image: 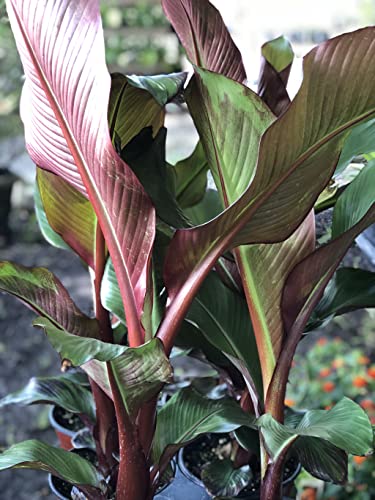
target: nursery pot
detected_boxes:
[48,447,98,500]
[49,406,85,451]
[178,434,301,500]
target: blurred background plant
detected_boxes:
[287,336,375,499]
[0,1,22,138]
[101,0,182,74]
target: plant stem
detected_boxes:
[260,460,283,500]
[95,224,149,499]
[108,365,150,500]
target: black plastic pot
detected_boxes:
[49,406,85,451]
[177,436,301,500]
[48,448,98,499]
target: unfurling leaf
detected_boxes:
[258,35,294,116]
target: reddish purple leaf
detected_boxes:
[0,261,99,338]
[158,28,375,352]
[6,0,155,345]
[162,0,246,83]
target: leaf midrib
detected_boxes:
[9,1,141,339]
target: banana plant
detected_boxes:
[0,0,374,499]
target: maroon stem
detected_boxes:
[95,225,150,500]
[108,365,150,500]
[90,379,118,475]
[260,460,284,500]
[137,397,157,460]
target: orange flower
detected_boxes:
[358,355,370,365]
[332,358,344,369]
[301,487,317,500]
[319,367,331,377]
[371,416,375,425]
[353,456,367,465]
[284,399,295,407]
[367,365,375,379]
[325,405,332,410]
[352,376,368,388]
[317,337,328,346]
[360,399,375,411]
[322,381,335,392]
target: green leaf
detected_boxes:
[187,272,262,396]
[183,188,222,224]
[125,73,187,106]
[293,437,348,484]
[108,72,186,150]
[336,118,375,175]
[153,387,255,473]
[0,261,99,338]
[0,376,95,422]
[332,160,375,237]
[34,317,172,417]
[258,398,373,460]
[34,178,69,251]
[261,35,294,73]
[101,258,126,324]
[0,440,101,488]
[33,317,128,365]
[36,169,96,268]
[201,458,252,497]
[121,127,189,229]
[111,338,172,417]
[170,141,209,209]
[307,267,375,332]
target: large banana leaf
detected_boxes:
[0,261,99,338]
[0,440,101,491]
[0,376,95,422]
[162,0,246,83]
[168,67,315,390]
[158,28,375,355]
[6,0,155,346]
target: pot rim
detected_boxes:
[49,405,79,438]
[177,446,301,496]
